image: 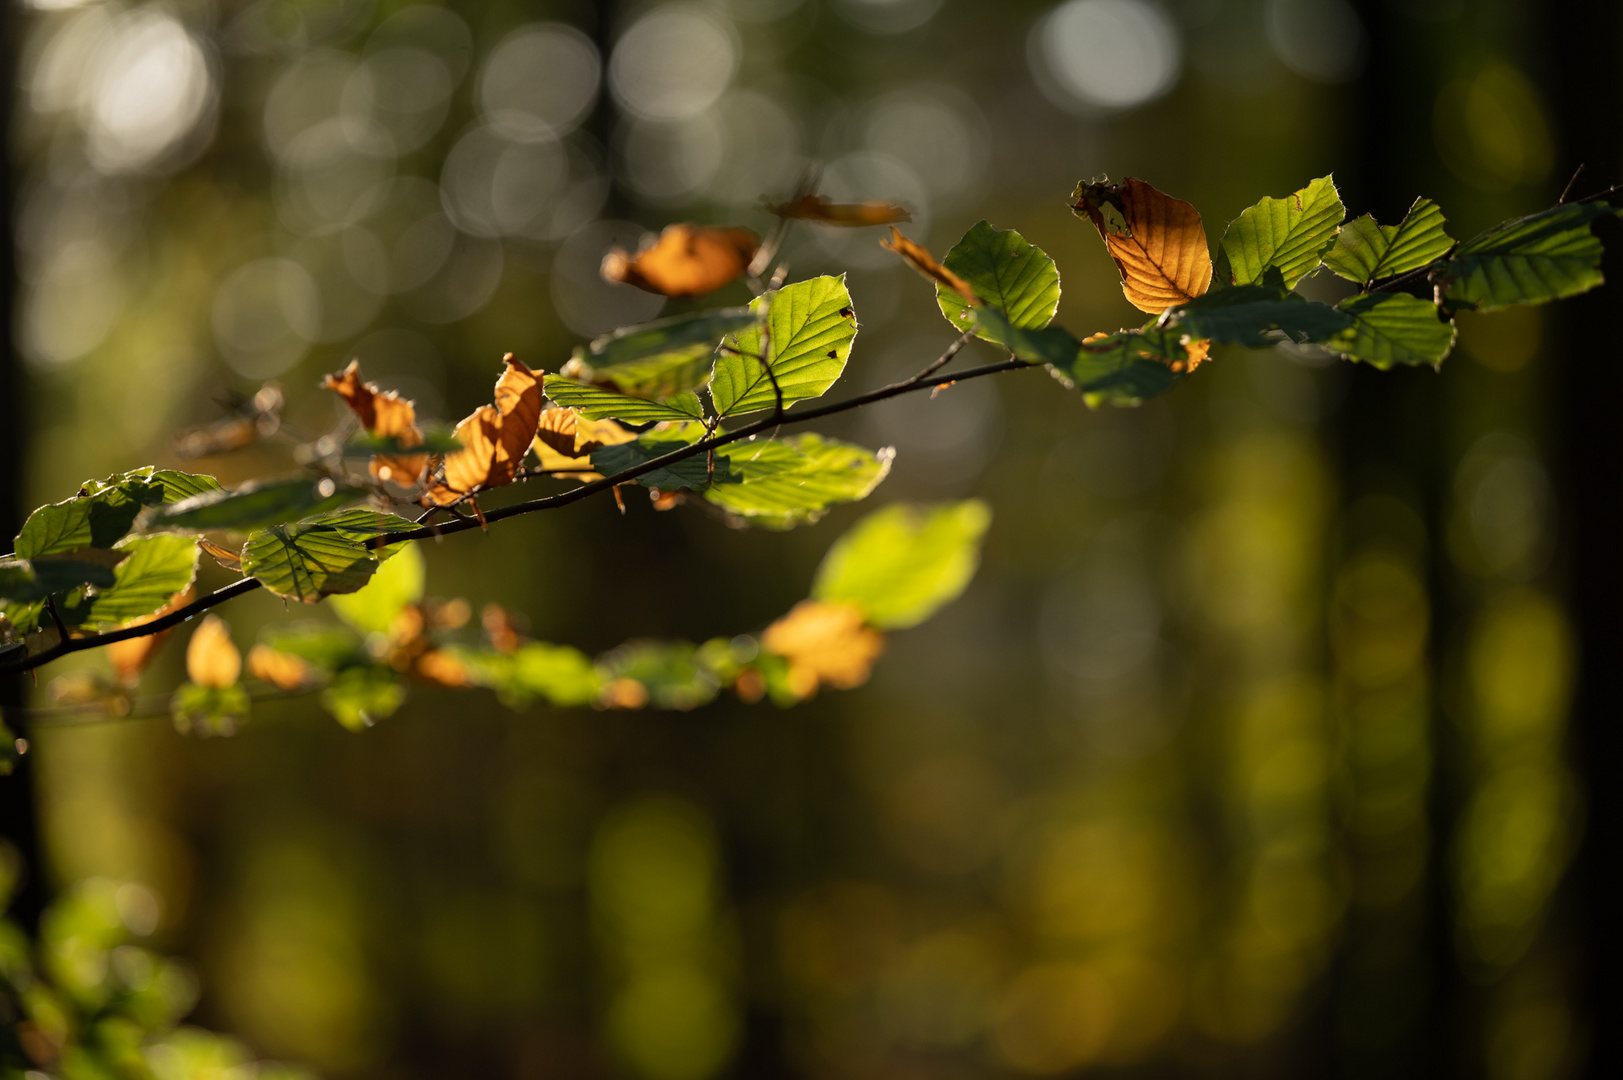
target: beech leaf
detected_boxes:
[1211,175,1345,289]
[1329,292,1457,369]
[601,223,760,297]
[711,276,858,417]
[1071,176,1213,312]
[935,221,1061,337]
[1324,197,1455,286]
[768,193,911,226]
[881,228,979,305]
[423,355,544,506]
[812,500,990,630]
[324,361,429,485]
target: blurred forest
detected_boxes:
[2,0,1620,1077]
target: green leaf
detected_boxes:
[969,307,1082,366]
[705,433,893,528]
[171,682,251,737]
[1,599,45,637]
[1323,198,1455,285]
[151,476,366,532]
[0,555,120,603]
[597,640,718,710]
[462,642,601,708]
[812,500,991,630]
[1171,284,1352,347]
[328,541,425,635]
[589,422,716,491]
[1328,291,1457,369]
[1439,202,1622,310]
[241,511,417,602]
[543,376,705,423]
[1052,328,1183,407]
[935,221,1061,337]
[1212,175,1345,289]
[60,534,199,629]
[711,276,858,416]
[567,308,758,398]
[15,469,223,560]
[320,666,405,731]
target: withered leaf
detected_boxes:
[172,385,283,460]
[186,615,241,689]
[324,361,428,486]
[246,644,312,690]
[769,194,911,227]
[531,408,636,482]
[761,599,886,699]
[1071,177,1213,313]
[198,539,242,573]
[880,228,980,306]
[601,223,760,297]
[423,355,544,507]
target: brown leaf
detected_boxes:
[413,649,473,688]
[186,615,241,689]
[106,587,193,687]
[198,539,242,573]
[172,385,283,459]
[1083,330,1211,374]
[531,408,636,483]
[324,361,429,485]
[880,227,980,306]
[769,194,911,227]
[481,603,525,654]
[601,223,760,297]
[423,355,544,507]
[246,644,312,690]
[1071,177,1212,313]
[762,600,886,698]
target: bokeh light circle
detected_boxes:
[1030,0,1182,114]
[479,23,601,140]
[608,5,740,121]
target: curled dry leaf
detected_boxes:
[324,361,429,485]
[762,599,886,699]
[881,227,980,306]
[246,644,312,690]
[423,355,544,507]
[106,587,194,687]
[198,539,242,573]
[186,615,241,689]
[601,223,760,297]
[1071,176,1212,313]
[768,193,912,227]
[532,407,636,482]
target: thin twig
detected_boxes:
[904,330,975,385]
[1,349,1036,676]
[1559,164,1587,205]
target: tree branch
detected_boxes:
[1,348,1034,676]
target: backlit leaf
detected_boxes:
[705,434,893,528]
[711,276,859,416]
[0,554,120,603]
[543,376,704,424]
[463,642,601,708]
[324,361,429,485]
[601,222,759,297]
[1071,176,1212,312]
[563,308,758,399]
[320,666,405,731]
[1329,291,1457,369]
[106,587,193,686]
[533,409,637,482]
[969,307,1081,366]
[246,644,314,690]
[761,600,885,697]
[1324,197,1455,285]
[1212,175,1345,289]
[1170,284,1352,347]
[171,682,251,736]
[935,221,1062,338]
[589,422,715,491]
[61,533,200,629]
[1439,202,1622,310]
[241,511,417,602]
[596,640,718,710]
[881,228,979,304]
[424,355,544,506]
[151,476,365,532]
[186,615,241,689]
[16,468,218,559]
[812,500,990,630]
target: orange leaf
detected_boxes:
[531,408,636,483]
[246,644,312,690]
[1071,177,1212,313]
[172,386,283,459]
[197,539,242,573]
[324,361,429,485]
[880,227,980,306]
[423,354,544,507]
[106,587,193,687]
[601,223,760,297]
[769,194,911,227]
[186,615,240,689]
[762,600,886,698]
[481,603,525,654]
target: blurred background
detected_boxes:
[2,0,1619,1076]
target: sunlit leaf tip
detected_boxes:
[1071,176,1212,312]
[1211,175,1346,290]
[881,228,980,306]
